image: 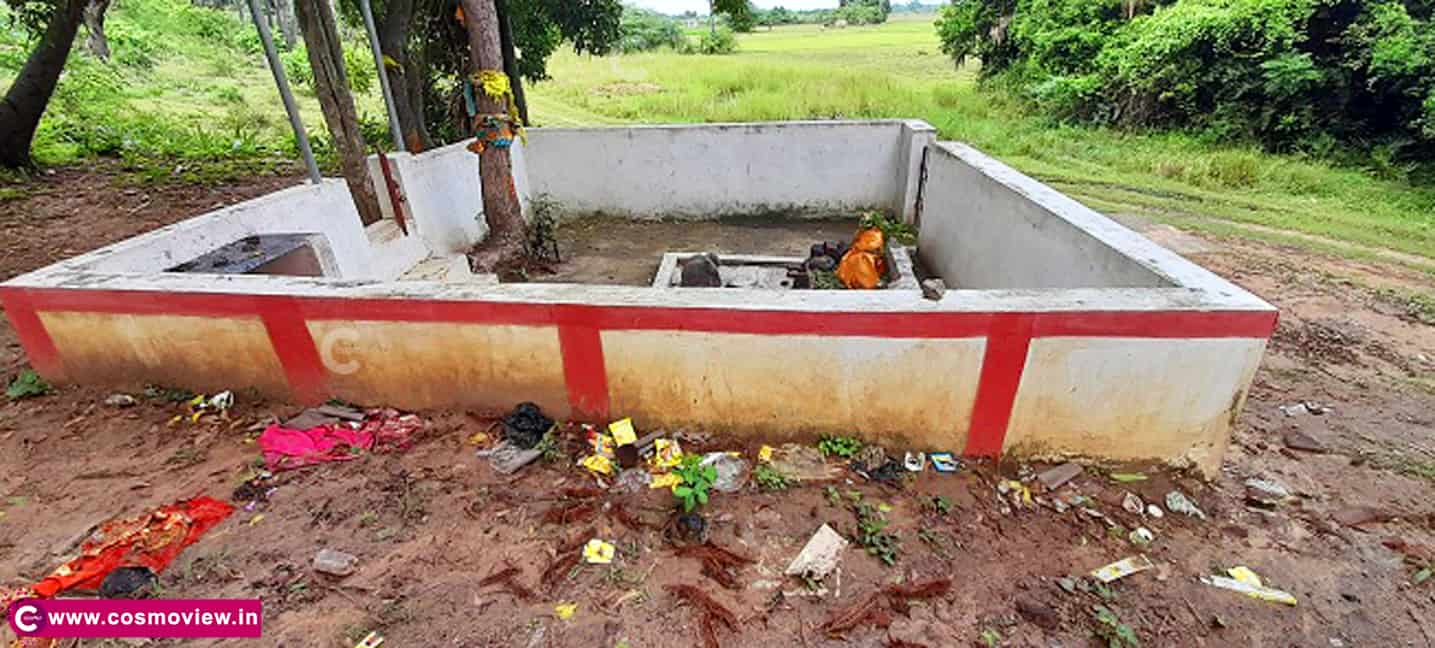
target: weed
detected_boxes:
[853,502,900,566]
[825,486,842,507]
[674,454,718,513]
[357,511,379,527]
[817,435,863,459]
[926,495,953,515]
[534,429,563,463]
[5,369,50,400]
[1092,605,1139,647]
[917,527,952,559]
[859,210,916,245]
[979,629,1001,647]
[753,464,790,491]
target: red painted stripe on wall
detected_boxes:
[0,288,66,381]
[258,297,328,404]
[557,322,611,421]
[13,288,1276,340]
[964,314,1034,458]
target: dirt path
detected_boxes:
[1,171,1432,647]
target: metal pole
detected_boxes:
[247,0,322,184]
[358,0,405,152]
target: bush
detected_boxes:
[936,0,1435,165]
[683,27,738,55]
[619,7,684,53]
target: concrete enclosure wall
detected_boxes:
[524,121,931,220]
[0,121,1278,475]
[920,143,1175,290]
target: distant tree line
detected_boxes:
[937,0,1435,168]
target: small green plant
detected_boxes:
[859,211,917,245]
[927,495,953,515]
[753,464,790,492]
[817,435,863,459]
[826,486,842,507]
[673,454,718,513]
[533,428,563,463]
[1092,605,1139,647]
[979,628,1001,647]
[6,369,50,400]
[854,502,900,566]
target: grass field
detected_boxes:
[530,15,1435,275]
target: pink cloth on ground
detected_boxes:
[258,424,373,471]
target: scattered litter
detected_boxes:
[502,402,553,449]
[853,445,887,469]
[104,394,137,408]
[248,514,265,526]
[671,513,708,545]
[1282,429,1328,453]
[1201,566,1297,606]
[1122,493,1144,514]
[1245,478,1292,508]
[701,452,750,493]
[1109,472,1148,483]
[1331,506,1391,528]
[928,452,960,473]
[1147,505,1164,519]
[786,524,849,581]
[863,459,906,483]
[486,442,543,475]
[769,443,841,482]
[356,408,420,452]
[998,480,1033,507]
[467,430,490,446]
[758,445,774,463]
[650,473,683,490]
[1091,555,1155,583]
[1165,490,1207,520]
[1129,527,1154,545]
[583,539,616,564]
[609,418,638,446]
[313,548,359,577]
[1280,402,1329,417]
[903,452,925,472]
[284,408,343,430]
[920,278,946,301]
[1037,462,1083,490]
[353,631,385,648]
[651,438,684,470]
[259,424,372,472]
[554,602,577,620]
[612,469,653,494]
[99,566,155,598]
[32,496,233,597]
[581,454,615,477]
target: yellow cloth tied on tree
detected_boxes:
[836,227,888,289]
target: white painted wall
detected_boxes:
[919,143,1174,290]
[72,179,382,280]
[523,121,913,219]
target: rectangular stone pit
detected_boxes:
[0,120,1275,474]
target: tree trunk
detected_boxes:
[377,0,431,151]
[495,0,528,126]
[459,0,526,271]
[0,0,87,168]
[294,0,384,225]
[84,0,111,61]
[276,0,298,49]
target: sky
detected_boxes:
[630,0,839,13]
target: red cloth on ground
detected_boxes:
[30,496,233,598]
[258,423,373,472]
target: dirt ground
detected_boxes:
[534,217,859,286]
[1,171,1433,647]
